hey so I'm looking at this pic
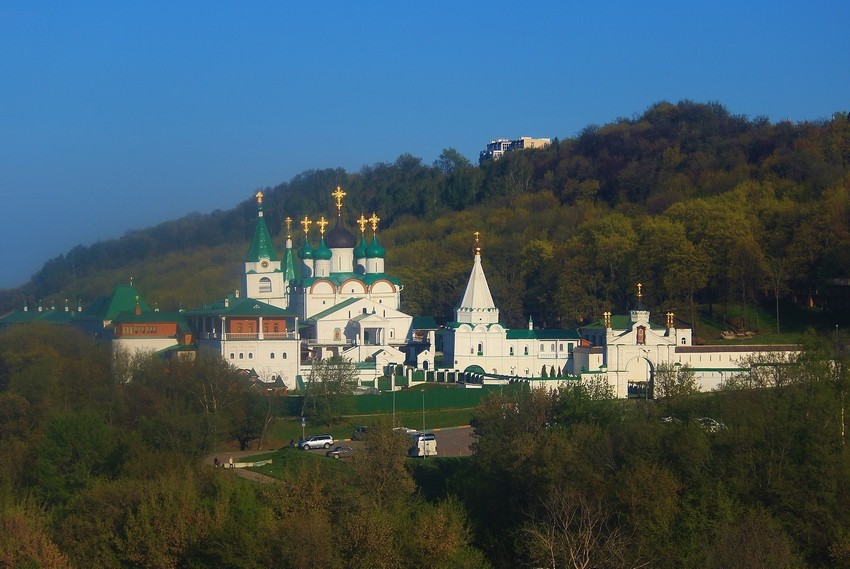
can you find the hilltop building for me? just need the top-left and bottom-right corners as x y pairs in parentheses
(479, 136), (551, 163)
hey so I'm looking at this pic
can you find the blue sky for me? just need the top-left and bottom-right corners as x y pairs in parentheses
(1, 1), (848, 289)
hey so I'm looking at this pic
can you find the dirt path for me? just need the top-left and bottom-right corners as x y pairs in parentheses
(205, 450), (279, 484)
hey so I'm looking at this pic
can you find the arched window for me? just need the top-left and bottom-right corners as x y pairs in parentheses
(363, 308), (368, 314)
(524, 346), (529, 356)
(282, 353), (287, 359)
(270, 353), (275, 359)
(681, 337), (686, 345)
(248, 353), (253, 359)
(239, 353), (244, 359)
(259, 277), (272, 293)
(477, 343), (483, 355)
(540, 344), (545, 352)
(509, 346), (514, 356)
(229, 353), (235, 360)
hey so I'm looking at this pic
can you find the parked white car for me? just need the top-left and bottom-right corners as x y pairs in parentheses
(298, 435), (335, 450)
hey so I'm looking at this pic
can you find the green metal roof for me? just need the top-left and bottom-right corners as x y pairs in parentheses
(190, 297), (298, 318)
(313, 237), (332, 260)
(0, 306), (78, 326)
(411, 316), (438, 329)
(282, 246), (299, 282)
(81, 285), (151, 322)
(245, 208), (279, 263)
(306, 297), (360, 321)
(365, 235), (386, 258)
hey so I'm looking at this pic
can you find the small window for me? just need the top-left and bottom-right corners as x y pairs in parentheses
(249, 353), (253, 359)
(270, 353), (275, 359)
(239, 353), (244, 359)
(229, 353), (235, 360)
(282, 353), (287, 359)
(524, 346), (529, 356)
(540, 344), (544, 352)
(681, 337), (686, 345)
(259, 277), (272, 293)
(509, 346), (514, 356)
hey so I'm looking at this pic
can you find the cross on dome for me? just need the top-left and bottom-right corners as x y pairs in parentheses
(637, 282), (643, 299)
(332, 186), (346, 216)
(317, 216), (328, 235)
(473, 231), (482, 254)
(301, 216), (312, 235)
(357, 214), (368, 234)
(369, 212), (380, 232)
(284, 216), (292, 238)
(256, 191), (263, 205)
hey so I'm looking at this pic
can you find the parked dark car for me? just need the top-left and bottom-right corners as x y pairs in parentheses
(352, 426), (369, 440)
(326, 445), (355, 459)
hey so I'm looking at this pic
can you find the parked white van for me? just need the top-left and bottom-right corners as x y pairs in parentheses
(408, 432), (437, 457)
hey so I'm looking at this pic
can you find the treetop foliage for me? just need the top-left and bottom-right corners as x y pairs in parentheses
(4, 100), (849, 334)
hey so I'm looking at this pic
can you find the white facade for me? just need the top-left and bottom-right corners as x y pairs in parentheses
(444, 242), (798, 398)
(443, 242), (579, 378)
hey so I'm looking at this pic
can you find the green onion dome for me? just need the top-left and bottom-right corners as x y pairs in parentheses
(314, 237), (333, 260)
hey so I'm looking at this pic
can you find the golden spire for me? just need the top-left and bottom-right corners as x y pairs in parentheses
(332, 186), (346, 216)
(637, 282), (643, 300)
(369, 212), (380, 232)
(317, 215), (328, 235)
(284, 216), (292, 238)
(473, 231), (481, 254)
(300, 215), (312, 235)
(357, 214), (368, 234)
(256, 191), (264, 205)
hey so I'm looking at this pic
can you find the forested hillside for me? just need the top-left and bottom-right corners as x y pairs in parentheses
(4, 101), (849, 334)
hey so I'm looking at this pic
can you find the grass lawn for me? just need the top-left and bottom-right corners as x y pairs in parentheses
(245, 446), (355, 480)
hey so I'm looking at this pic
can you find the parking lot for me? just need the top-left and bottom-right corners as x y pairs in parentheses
(302, 425), (475, 458)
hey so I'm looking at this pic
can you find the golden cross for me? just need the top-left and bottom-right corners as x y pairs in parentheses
(357, 214), (368, 234)
(301, 215), (312, 235)
(369, 212), (380, 232)
(317, 215), (328, 235)
(473, 231), (480, 244)
(256, 191), (263, 205)
(284, 216), (292, 237)
(637, 282), (643, 299)
(332, 186), (346, 215)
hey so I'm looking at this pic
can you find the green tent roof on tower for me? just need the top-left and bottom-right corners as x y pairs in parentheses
(282, 245), (299, 281)
(245, 194), (278, 263)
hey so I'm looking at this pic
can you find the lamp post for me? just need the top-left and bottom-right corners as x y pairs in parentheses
(422, 388), (426, 432)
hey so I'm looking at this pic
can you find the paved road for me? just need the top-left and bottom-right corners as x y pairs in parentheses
(340, 425), (475, 457)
